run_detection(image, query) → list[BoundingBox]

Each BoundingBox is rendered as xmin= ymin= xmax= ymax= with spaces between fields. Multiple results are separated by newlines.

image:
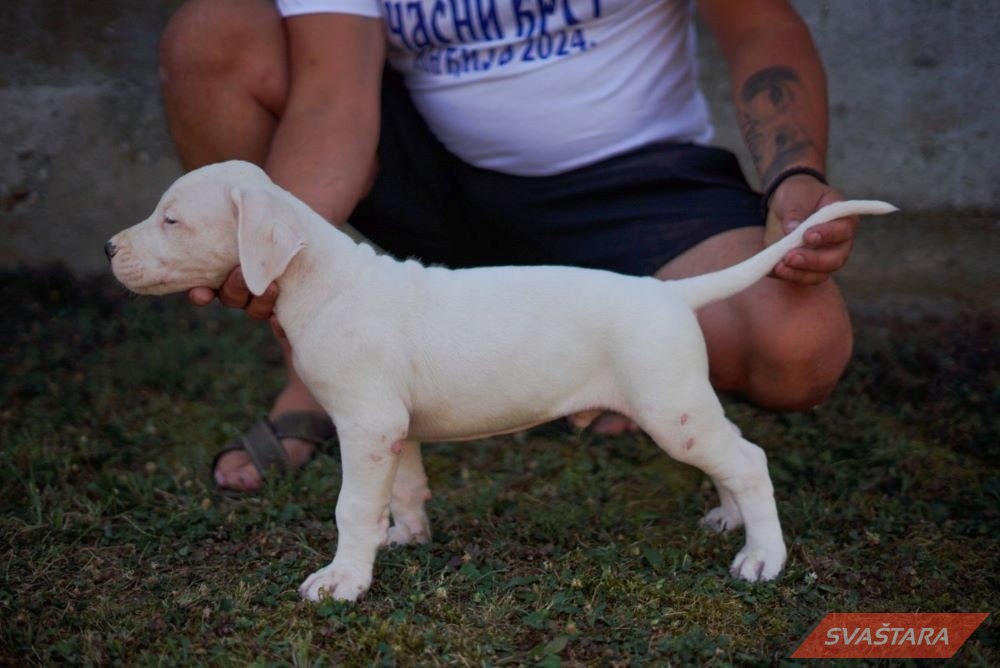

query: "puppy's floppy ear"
xmin=232 ymin=186 xmax=305 ymax=296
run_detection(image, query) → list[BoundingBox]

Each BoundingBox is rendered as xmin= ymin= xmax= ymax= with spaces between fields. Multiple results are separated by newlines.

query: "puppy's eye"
xmin=164 ymin=217 xmax=178 ymax=225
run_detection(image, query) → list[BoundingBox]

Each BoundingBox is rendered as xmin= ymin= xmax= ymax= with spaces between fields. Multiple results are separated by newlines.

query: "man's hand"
xmin=187 ymin=266 xmax=278 ymax=320
xmin=765 ymin=174 xmax=858 ymax=285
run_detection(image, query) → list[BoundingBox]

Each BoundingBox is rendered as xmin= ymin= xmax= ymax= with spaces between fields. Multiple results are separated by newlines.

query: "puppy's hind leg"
xmin=719 ymin=438 xmax=787 ymax=582
xmin=386 ymin=441 xmax=433 ymax=546
xmin=632 ymin=390 xmax=786 ymax=582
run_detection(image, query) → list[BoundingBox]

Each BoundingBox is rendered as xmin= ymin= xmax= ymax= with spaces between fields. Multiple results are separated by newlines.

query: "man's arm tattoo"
xmin=737 ymin=66 xmax=815 ymax=188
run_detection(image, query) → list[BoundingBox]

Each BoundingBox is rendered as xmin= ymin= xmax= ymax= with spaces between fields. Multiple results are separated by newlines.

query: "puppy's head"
xmin=107 ymin=160 xmax=304 ymax=296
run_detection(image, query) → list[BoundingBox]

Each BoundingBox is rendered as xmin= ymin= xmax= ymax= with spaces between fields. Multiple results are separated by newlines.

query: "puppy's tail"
xmin=670 ymin=200 xmax=898 ymax=310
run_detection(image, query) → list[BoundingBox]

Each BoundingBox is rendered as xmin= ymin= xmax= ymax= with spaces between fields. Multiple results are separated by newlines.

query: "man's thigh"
xmin=656 ymin=226 xmax=852 ymax=396
xmin=461 ymin=142 xmax=766 ymax=274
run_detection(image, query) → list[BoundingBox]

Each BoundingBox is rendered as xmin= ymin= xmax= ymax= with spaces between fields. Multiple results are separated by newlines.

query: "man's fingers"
xmin=769 ymin=179 xmax=859 ymax=286
xmin=783 ymin=244 xmax=851 ymax=274
xmin=803 ymin=217 xmax=858 ymax=247
xmin=187 ymin=267 xmax=276 ymax=319
xmin=269 ymin=316 xmax=287 ymax=340
xmin=245 ymin=283 xmax=278 ymax=320
xmin=218 ymin=267 xmax=251 ymax=309
xmin=188 ymin=287 xmax=216 ymax=307
xmin=773 ymin=261 xmax=830 ymax=286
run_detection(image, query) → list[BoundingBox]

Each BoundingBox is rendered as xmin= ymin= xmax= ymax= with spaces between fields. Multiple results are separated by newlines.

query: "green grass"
xmin=1 ymin=267 xmax=997 ymax=666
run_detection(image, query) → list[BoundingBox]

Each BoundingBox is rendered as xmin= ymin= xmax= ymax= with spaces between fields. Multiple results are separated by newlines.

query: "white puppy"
xmin=108 ymin=161 xmax=895 ymax=601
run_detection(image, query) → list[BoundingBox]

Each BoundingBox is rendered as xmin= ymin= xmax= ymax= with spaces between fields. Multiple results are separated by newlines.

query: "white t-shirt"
xmin=277 ymin=0 xmax=714 ymax=176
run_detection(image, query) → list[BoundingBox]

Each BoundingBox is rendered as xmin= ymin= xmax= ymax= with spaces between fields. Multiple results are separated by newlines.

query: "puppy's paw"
xmin=699 ymin=505 xmax=743 ymax=533
xmin=299 ymin=563 xmax=372 ymax=602
xmin=729 ymin=542 xmax=787 ymax=582
xmin=385 ymin=512 xmax=432 ymax=547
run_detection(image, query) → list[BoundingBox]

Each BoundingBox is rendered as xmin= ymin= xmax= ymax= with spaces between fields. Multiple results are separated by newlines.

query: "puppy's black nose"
xmin=104 ymin=239 xmax=118 ymax=261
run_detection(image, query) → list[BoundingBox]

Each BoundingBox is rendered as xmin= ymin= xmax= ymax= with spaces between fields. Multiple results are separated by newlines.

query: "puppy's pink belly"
xmin=412 ymin=421 xmax=551 ymax=443
xmin=407 ymin=409 xmax=553 ymax=442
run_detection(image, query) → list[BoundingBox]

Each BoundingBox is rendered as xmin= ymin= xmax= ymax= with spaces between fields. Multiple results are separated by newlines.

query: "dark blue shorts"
xmin=351 ymin=71 xmax=764 ymax=277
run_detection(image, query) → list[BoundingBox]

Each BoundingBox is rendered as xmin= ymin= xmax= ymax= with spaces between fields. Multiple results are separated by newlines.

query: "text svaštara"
xmin=826 ymin=625 xmax=950 ymax=647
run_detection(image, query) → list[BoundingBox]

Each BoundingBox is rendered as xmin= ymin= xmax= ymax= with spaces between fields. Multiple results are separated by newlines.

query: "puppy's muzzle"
xmin=104 ymin=239 xmax=118 ymax=261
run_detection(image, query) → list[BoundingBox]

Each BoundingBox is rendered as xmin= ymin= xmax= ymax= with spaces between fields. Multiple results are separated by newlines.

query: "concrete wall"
xmin=1 ymin=1 xmax=183 ymax=273
xmin=697 ymin=1 xmax=1000 ymax=211
xmin=2 ymin=0 xmax=997 ymax=274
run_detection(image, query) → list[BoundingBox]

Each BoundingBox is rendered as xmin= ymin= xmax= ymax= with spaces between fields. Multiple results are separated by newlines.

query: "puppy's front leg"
xmin=386 ymin=441 xmax=432 ymax=546
xmin=299 ymin=424 xmax=405 ymax=602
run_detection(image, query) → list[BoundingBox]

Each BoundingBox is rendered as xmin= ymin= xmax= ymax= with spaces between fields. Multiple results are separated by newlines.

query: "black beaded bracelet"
xmin=759 ymin=166 xmax=828 ymax=220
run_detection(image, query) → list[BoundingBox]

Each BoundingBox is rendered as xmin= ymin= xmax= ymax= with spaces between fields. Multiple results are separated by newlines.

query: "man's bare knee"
xmin=159 ymin=0 xmax=282 ymax=92
xmin=746 ymin=298 xmax=853 ymax=412
xmin=771 ymin=370 xmax=843 ymax=412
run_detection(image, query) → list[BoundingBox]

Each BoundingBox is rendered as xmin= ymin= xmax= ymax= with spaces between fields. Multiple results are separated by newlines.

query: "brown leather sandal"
xmin=210 ymin=411 xmax=337 ymax=492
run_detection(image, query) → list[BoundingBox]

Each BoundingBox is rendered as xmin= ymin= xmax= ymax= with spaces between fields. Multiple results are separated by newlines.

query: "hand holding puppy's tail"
xmin=671 ymin=200 xmax=898 ymax=310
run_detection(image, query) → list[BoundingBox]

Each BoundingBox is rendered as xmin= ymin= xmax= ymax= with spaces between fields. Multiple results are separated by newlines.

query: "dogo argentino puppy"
xmin=107 ymin=161 xmax=896 ymax=601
